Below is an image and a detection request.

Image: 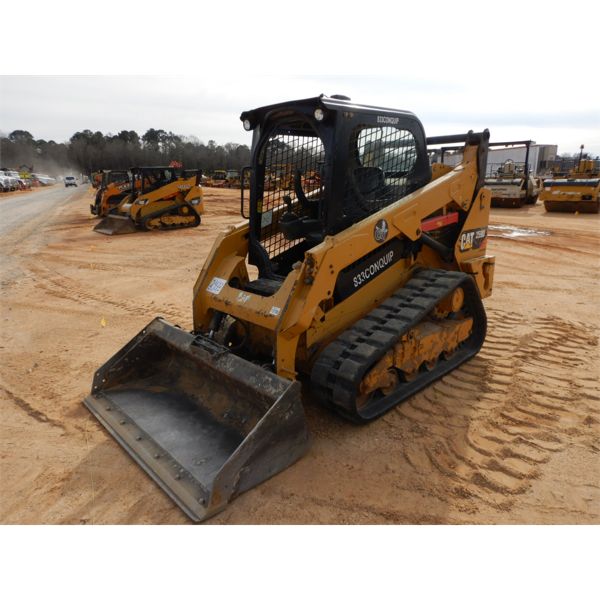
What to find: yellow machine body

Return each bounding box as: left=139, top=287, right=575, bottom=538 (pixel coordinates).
left=91, top=171, right=139, bottom=218
left=94, top=169, right=204, bottom=234
left=192, top=140, right=493, bottom=381
left=541, top=158, right=600, bottom=213
left=84, top=96, right=494, bottom=522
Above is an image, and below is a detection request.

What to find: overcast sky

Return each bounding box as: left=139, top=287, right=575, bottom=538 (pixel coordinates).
left=1, top=1, right=599, bottom=155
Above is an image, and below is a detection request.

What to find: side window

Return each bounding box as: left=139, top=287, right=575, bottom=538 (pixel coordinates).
left=346, top=126, right=418, bottom=218
left=357, top=126, right=417, bottom=179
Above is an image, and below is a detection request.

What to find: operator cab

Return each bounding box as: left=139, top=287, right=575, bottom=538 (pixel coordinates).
left=240, top=94, right=431, bottom=286
left=106, top=170, right=130, bottom=187
left=129, top=166, right=178, bottom=197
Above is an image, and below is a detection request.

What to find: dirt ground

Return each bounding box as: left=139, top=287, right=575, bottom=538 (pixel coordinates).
left=1, top=186, right=598, bottom=524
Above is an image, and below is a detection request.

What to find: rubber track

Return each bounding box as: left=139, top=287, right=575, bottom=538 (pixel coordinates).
left=311, top=269, right=487, bottom=423
left=141, top=204, right=201, bottom=231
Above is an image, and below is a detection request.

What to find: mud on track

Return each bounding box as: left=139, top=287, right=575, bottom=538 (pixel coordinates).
left=0, top=188, right=598, bottom=524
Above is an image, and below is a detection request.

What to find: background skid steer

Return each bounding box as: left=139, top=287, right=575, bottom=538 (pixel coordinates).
left=84, top=95, right=495, bottom=522
left=90, top=170, right=131, bottom=217
left=94, top=167, right=204, bottom=235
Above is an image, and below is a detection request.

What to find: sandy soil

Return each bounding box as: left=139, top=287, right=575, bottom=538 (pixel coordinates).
left=1, top=187, right=598, bottom=524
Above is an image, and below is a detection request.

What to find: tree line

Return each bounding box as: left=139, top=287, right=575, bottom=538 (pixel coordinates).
left=0, top=129, right=251, bottom=176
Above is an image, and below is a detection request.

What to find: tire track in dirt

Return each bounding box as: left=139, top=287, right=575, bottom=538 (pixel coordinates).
left=26, top=263, right=188, bottom=324
left=0, top=385, right=65, bottom=430
left=387, top=307, right=599, bottom=515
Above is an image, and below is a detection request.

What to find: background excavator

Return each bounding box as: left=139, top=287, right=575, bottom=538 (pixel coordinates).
left=94, top=166, right=204, bottom=234
left=541, top=152, right=600, bottom=213
left=84, top=95, right=495, bottom=521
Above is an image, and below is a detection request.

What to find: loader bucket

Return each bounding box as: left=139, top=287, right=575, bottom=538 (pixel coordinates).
left=83, top=318, right=309, bottom=522
left=93, top=214, right=138, bottom=235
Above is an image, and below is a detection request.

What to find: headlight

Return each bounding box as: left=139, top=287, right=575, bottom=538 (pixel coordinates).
left=135, top=199, right=148, bottom=205
left=243, top=119, right=252, bottom=131
left=314, top=108, right=325, bottom=121
left=190, top=198, right=201, bottom=205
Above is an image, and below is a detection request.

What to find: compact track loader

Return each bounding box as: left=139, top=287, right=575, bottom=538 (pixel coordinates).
left=94, top=167, right=204, bottom=235
left=90, top=170, right=132, bottom=217
left=541, top=158, right=600, bottom=213
left=84, top=95, right=495, bottom=521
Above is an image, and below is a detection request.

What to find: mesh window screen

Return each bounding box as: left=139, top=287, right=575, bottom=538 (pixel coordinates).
left=260, top=133, right=325, bottom=259
left=346, top=126, right=417, bottom=218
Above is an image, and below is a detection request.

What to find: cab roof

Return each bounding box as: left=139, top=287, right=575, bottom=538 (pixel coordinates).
left=240, top=94, right=418, bottom=129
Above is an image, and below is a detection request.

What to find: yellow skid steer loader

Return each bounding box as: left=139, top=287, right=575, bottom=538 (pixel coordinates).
left=94, top=167, right=204, bottom=235
left=90, top=170, right=132, bottom=217
left=84, top=95, right=495, bottom=521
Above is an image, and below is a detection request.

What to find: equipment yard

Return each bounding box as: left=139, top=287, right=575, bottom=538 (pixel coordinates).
left=0, top=184, right=598, bottom=524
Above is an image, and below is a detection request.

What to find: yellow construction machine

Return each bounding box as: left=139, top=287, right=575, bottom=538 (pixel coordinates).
left=84, top=95, right=495, bottom=521
left=226, top=169, right=241, bottom=188
left=91, top=170, right=132, bottom=217
left=264, top=163, right=294, bottom=191
left=205, top=170, right=228, bottom=187
left=541, top=156, right=600, bottom=213
left=91, top=171, right=103, bottom=188
left=93, top=166, right=204, bottom=234
left=205, top=169, right=241, bottom=188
